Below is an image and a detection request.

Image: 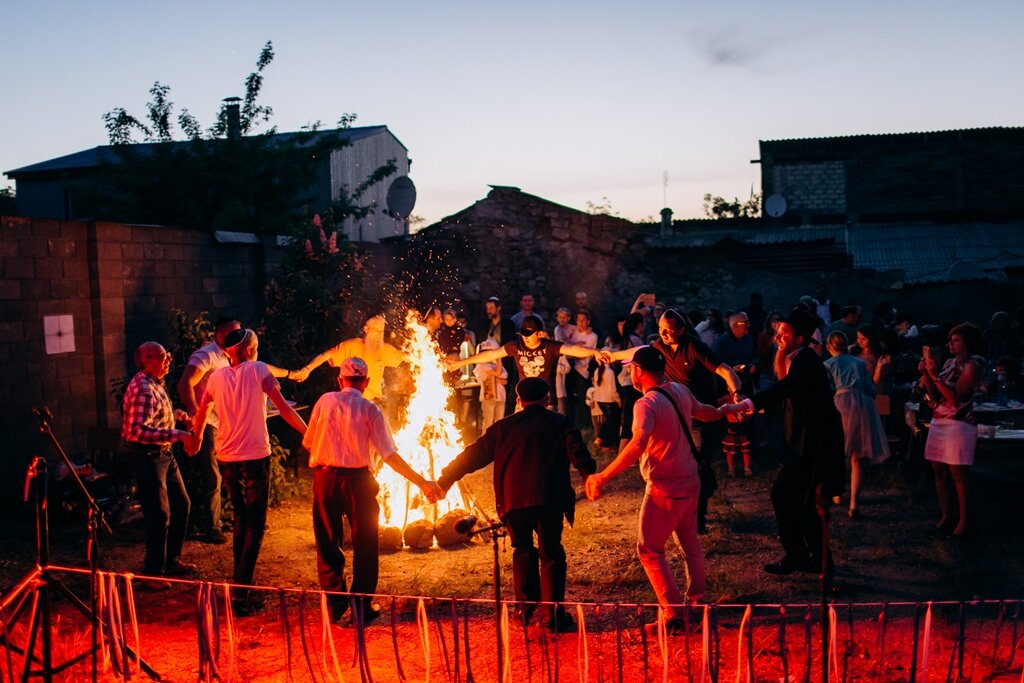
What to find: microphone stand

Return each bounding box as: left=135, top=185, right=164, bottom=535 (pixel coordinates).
left=461, top=519, right=506, bottom=682
left=0, top=407, right=159, bottom=681
left=34, top=407, right=111, bottom=683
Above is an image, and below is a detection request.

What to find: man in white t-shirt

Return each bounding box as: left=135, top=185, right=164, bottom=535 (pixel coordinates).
left=586, top=346, right=746, bottom=636
left=177, top=317, right=239, bottom=544
left=188, top=328, right=307, bottom=616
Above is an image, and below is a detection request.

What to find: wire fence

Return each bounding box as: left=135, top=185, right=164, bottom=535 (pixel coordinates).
left=1, top=565, right=1022, bottom=682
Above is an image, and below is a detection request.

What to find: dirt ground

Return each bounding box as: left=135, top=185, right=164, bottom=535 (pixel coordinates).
left=2, top=444, right=1023, bottom=681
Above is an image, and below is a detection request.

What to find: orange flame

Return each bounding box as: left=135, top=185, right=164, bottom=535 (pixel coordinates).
left=377, top=311, right=466, bottom=529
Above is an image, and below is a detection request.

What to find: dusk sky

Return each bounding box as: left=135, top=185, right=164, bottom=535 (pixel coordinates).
left=4, top=1, right=1022, bottom=227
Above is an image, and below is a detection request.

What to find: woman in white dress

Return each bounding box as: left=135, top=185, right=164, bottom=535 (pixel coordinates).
left=917, top=323, right=984, bottom=537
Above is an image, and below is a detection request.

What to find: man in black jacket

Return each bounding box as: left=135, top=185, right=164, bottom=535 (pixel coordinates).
left=436, top=377, right=597, bottom=633
left=743, top=306, right=845, bottom=576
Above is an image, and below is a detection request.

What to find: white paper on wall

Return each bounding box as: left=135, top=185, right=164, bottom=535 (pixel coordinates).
left=43, top=315, right=75, bottom=354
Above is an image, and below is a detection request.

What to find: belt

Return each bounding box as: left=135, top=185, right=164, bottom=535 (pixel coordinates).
left=314, top=465, right=369, bottom=474
left=123, top=442, right=172, bottom=454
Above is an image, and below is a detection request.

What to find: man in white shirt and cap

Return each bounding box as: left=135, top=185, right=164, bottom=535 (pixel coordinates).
left=303, top=356, right=444, bottom=625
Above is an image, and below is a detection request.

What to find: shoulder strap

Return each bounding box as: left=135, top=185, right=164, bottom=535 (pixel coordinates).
left=648, top=385, right=700, bottom=461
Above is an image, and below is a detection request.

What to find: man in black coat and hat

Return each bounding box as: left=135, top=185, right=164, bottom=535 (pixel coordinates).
left=436, top=377, right=597, bottom=633
left=739, top=305, right=845, bottom=575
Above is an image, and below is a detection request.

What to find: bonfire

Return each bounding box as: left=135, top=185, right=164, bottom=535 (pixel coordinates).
left=376, top=311, right=480, bottom=548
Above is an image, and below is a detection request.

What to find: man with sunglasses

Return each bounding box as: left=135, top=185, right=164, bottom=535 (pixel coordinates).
left=447, top=315, right=602, bottom=404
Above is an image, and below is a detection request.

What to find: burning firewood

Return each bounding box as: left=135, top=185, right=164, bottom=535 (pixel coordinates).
left=434, top=509, right=474, bottom=547
left=379, top=526, right=404, bottom=551
left=403, top=519, right=434, bottom=549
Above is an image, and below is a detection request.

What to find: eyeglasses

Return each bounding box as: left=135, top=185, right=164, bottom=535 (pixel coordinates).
left=519, top=330, right=539, bottom=338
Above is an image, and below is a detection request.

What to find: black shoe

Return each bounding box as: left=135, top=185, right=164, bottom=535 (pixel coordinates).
left=138, top=577, right=172, bottom=591
left=328, top=600, right=349, bottom=623
left=165, top=559, right=198, bottom=577
left=764, top=557, right=812, bottom=575
left=512, top=606, right=535, bottom=626
left=231, top=597, right=264, bottom=617
left=805, top=556, right=836, bottom=578
left=545, top=612, right=577, bottom=634
left=202, top=530, right=228, bottom=545
left=341, top=603, right=382, bottom=628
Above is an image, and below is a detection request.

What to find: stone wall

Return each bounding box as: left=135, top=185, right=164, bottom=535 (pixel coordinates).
left=0, top=216, right=269, bottom=503
left=372, top=187, right=658, bottom=336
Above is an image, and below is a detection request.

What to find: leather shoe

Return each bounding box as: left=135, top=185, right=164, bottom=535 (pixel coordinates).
left=231, top=597, right=264, bottom=617
left=165, top=559, right=198, bottom=576
left=340, top=603, right=382, bottom=628
left=764, top=557, right=812, bottom=575
left=512, top=606, right=535, bottom=626
left=202, top=530, right=228, bottom=545
left=139, top=578, right=171, bottom=591
left=545, top=612, right=577, bottom=634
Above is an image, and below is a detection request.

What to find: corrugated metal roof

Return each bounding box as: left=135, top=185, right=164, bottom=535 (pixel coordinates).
left=851, top=223, right=1024, bottom=283
left=6, top=125, right=393, bottom=176
left=649, top=225, right=840, bottom=249
left=761, top=126, right=1024, bottom=144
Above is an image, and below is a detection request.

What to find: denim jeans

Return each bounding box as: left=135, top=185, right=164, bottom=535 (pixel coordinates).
left=195, top=425, right=222, bottom=535
left=130, top=445, right=190, bottom=575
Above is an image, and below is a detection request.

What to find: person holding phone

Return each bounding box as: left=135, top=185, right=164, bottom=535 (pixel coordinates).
left=917, top=323, right=984, bottom=537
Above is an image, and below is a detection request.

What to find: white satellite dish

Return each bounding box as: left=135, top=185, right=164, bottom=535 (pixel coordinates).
left=386, top=176, right=417, bottom=220
left=765, top=194, right=787, bottom=218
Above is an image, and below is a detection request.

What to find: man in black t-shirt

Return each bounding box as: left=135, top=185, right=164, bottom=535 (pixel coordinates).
left=449, top=316, right=601, bottom=407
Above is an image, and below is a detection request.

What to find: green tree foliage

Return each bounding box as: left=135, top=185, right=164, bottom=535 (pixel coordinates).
left=702, top=192, right=762, bottom=219
left=78, top=41, right=395, bottom=235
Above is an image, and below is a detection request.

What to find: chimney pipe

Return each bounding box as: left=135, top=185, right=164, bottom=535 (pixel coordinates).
left=223, top=96, right=242, bottom=140
left=660, top=208, right=673, bottom=236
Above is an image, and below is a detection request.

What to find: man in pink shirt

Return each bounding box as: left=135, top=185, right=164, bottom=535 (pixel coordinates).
left=585, top=346, right=746, bottom=636
left=303, top=356, right=443, bottom=625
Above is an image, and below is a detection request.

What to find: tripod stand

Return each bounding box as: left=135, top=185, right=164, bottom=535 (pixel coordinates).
left=0, top=407, right=159, bottom=682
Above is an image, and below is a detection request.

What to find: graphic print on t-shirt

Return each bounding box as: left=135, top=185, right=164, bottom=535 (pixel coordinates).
left=518, top=347, right=549, bottom=377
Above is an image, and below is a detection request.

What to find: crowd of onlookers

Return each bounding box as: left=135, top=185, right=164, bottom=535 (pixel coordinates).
left=426, top=286, right=1024, bottom=530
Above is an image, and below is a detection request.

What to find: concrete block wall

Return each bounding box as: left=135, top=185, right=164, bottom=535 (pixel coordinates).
left=771, top=161, right=847, bottom=213
left=0, top=216, right=269, bottom=505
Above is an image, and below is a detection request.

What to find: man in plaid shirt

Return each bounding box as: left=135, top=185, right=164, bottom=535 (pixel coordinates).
left=121, top=341, right=196, bottom=589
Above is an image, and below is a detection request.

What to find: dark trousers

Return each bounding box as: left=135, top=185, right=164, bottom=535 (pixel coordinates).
left=619, top=385, right=642, bottom=440
left=195, top=425, right=222, bottom=535
left=221, top=457, right=270, bottom=599
left=311, top=467, right=380, bottom=615
left=692, top=423, right=711, bottom=530
left=566, top=372, right=591, bottom=430
left=130, top=446, right=190, bottom=575
left=504, top=506, right=567, bottom=621
left=770, top=464, right=824, bottom=564
left=597, top=402, right=621, bottom=445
